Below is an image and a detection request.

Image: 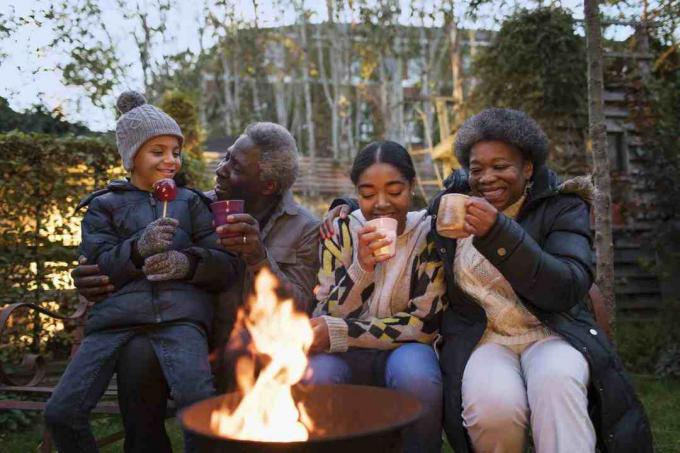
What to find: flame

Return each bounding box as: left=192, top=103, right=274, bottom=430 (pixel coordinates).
left=210, top=268, right=315, bottom=442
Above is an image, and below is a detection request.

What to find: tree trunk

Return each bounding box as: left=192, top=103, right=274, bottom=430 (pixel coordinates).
left=584, top=0, right=615, bottom=333
left=272, top=42, right=288, bottom=126
left=250, top=77, right=261, bottom=118
left=297, top=5, right=316, bottom=194
left=220, top=51, right=233, bottom=133
left=315, top=21, right=337, bottom=158
left=382, top=55, right=404, bottom=143
left=447, top=14, right=464, bottom=122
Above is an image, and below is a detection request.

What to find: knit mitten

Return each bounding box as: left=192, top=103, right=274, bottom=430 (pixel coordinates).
left=137, top=217, right=179, bottom=258
left=143, top=250, right=191, bottom=282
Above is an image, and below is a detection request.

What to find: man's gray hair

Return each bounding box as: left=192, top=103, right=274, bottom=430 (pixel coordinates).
left=454, top=108, right=549, bottom=168
left=244, top=122, right=299, bottom=193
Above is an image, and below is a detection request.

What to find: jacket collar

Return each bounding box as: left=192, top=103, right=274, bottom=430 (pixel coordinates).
left=279, top=190, right=299, bottom=215
left=77, top=179, right=146, bottom=210
left=260, top=190, right=299, bottom=239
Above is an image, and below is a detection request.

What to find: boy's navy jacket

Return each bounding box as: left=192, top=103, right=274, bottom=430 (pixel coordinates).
left=78, top=179, right=240, bottom=335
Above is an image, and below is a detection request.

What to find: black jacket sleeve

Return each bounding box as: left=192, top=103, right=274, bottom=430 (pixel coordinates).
left=472, top=195, right=594, bottom=313
left=182, top=192, right=240, bottom=293
left=80, top=197, right=144, bottom=288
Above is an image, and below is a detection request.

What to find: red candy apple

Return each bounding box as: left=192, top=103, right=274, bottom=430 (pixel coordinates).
left=152, top=178, right=176, bottom=217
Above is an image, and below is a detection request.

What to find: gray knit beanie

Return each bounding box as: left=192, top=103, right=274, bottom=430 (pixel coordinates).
left=115, top=91, right=184, bottom=171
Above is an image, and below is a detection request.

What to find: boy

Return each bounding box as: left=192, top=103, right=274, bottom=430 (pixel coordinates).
left=45, top=91, right=239, bottom=452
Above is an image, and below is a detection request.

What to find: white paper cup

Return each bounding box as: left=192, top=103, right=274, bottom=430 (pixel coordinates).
left=366, top=217, right=398, bottom=258
left=436, top=193, right=471, bottom=239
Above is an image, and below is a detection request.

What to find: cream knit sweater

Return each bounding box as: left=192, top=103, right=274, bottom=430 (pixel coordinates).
left=454, top=195, right=551, bottom=346
left=314, top=209, right=447, bottom=353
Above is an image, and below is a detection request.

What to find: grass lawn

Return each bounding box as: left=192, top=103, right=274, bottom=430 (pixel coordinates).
left=1, top=375, right=678, bottom=452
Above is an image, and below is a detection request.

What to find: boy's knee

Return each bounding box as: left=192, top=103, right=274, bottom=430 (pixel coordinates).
left=44, top=398, right=78, bottom=429
left=171, top=378, right=215, bottom=410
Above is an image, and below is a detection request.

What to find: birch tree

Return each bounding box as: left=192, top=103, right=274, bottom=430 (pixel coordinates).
left=115, top=0, right=173, bottom=97
left=207, top=0, right=244, bottom=134
left=356, top=0, right=406, bottom=143
left=295, top=2, right=316, bottom=161
left=315, top=1, right=341, bottom=159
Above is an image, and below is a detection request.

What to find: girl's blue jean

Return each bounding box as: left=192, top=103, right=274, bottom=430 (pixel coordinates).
left=44, top=324, right=215, bottom=453
left=304, top=343, right=443, bottom=453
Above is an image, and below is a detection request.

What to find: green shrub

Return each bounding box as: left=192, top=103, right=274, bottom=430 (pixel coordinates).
left=616, top=301, right=680, bottom=374
left=0, top=394, right=40, bottom=435
left=160, top=91, right=211, bottom=190
left=0, top=132, right=122, bottom=359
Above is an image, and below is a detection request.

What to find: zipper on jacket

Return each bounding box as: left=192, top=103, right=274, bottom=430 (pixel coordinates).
left=148, top=193, right=162, bottom=323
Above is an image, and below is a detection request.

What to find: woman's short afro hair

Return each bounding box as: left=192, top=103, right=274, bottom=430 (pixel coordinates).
left=454, top=108, right=549, bottom=168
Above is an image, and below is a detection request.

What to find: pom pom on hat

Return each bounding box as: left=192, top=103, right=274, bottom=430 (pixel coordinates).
left=116, top=91, right=147, bottom=114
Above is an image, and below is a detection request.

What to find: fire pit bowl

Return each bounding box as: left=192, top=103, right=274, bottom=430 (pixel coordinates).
left=180, top=384, right=423, bottom=453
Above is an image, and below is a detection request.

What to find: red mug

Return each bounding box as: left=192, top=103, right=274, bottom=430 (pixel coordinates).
left=210, top=200, right=245, bottom=238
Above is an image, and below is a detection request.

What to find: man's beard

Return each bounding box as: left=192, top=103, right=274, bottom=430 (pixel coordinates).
left=215, top=180, right=249, bottom=202
left=214, top=179, right=232, bottom=200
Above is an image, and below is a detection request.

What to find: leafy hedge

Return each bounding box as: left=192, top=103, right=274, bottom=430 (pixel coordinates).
left=0, top=132, right=124, bottom=356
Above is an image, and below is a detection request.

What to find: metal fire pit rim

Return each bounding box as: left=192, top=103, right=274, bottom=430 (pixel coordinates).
left=179, top=383, right=424, bottom=445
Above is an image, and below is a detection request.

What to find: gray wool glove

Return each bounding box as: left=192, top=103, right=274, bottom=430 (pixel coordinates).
left=137, top=217, right=179, bottom=258
left=143, top=250, right=192, bottom=282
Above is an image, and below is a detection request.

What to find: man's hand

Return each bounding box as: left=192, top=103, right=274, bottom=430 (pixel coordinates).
left=71, top=256, right=114, bottom=303
left=464, top=197, right=499, bottom=237
left=216, top=213, right=266, bottom=266
left=356, top=225, right=393, bottom=273
left=143, top=250, right=191, bottom=281
left=319, top=204, right=351, bottom=240
left=309, top=317, right=330, bottom=353
left=137, top=217, right=179, bottom=258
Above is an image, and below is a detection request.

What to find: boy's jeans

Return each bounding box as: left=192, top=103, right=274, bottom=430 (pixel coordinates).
left=44, top=324, right=215, bottom=453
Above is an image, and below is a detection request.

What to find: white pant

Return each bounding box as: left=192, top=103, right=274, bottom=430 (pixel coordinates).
left=461, top=336, right=596, bottom=453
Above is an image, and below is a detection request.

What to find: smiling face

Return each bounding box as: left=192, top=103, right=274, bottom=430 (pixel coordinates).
left=356, top=162, right=413, bottom=234
left=130, top=135, right=181, bottom=191
left=214, top=134, right=267, bottom=203
left=468, top=140, right=534, bottom=211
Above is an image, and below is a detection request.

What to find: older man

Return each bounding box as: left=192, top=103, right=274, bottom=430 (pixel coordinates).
left=72, top=122, right=320, bottom=452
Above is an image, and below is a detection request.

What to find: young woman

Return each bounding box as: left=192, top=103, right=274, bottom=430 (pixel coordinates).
left=307, top=140, right=446, bottom=453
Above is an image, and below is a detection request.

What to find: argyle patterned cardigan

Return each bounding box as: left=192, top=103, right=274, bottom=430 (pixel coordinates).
left=313, top=210, right=447, bottom=353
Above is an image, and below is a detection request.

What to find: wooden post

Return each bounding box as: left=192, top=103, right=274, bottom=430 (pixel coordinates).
left=584, top=0, right=616, bottom=333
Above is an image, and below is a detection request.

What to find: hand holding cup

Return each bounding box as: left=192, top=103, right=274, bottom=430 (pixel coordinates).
left=357, top=217, right=397, bottom=272
left=463, top=196, right=498, bottom=237
left=211, top=200, right=245, bottom=238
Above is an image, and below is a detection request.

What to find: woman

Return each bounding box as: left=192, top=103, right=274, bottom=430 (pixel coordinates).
left=434, top=108, right=652, bottom=452
left=308, top=140, right=447, bottom=453
left=322, top=109, right=652, bottom=452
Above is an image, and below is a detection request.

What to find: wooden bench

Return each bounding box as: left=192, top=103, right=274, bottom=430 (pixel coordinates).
left=0, top=295, right=154, bottom=451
